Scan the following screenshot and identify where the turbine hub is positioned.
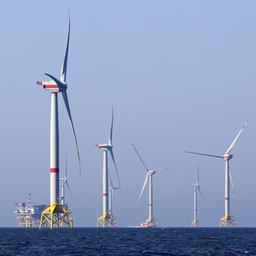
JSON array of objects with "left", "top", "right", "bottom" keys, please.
[
  {"left": 148, "top": 170, "right": 156, "bottom": 175},
  {"left": 96, "top": 144, "right": 112, "bottom": 150},
  {"left": 192, "top": 182, "right": 199, "bottom": 188},
  {"left": 223, "top": 154, "right": 233, "bottom": 161}
]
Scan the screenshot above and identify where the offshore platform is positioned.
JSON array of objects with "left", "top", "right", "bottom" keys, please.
[
  {"left": 14, "top": 193, "right": 46, "bottom": 228},
  {"left": 15, "top": 186, "right": 72, "bottom": 228}
]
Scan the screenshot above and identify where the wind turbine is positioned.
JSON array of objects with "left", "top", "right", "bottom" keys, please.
[
  {"left": 37, "top": 18, "right": 80, "bottom": 228},
  {"left": 191, "top": 162, "right": 202, "bottom": 227},
  {"left": 59, "top": 157, "right": 71, "bottom": 205},
  {"left": 107, "top": 171, "right": 119, "bottom": 227},
  {"left": 108, "top": 186, "right": 119, "bottom": 227},
  {"left": 96, "top": 108, "right": 120, "bottom": 227},
  {"left": 185, "top": 120, "right": 248, "bottom": 227},
  {"left": 132, "top": 144, "right": 170, "bottom": 228}
]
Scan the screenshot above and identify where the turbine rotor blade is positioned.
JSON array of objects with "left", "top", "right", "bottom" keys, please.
[
  {"left": 64, "top": 156, "right": 72, "bottom": 197},
  {"left": 155, "top": 168, "right": 172, "bottom": 172},
  {"left": 61, "top": 90, "right": 81, "bottom": 174},
  {"left": 196, "top": 161, "right": 203, "bottom": 200},
  {"left": 132, "top": 144, "right": 149, "bottom": 171},
  {"left": 45, "top": 73, "right": 67, "bottom": 90},
  {"left": 109, "top": 171, "right": 114, "bottom": 189},
  {"left": 229, "top": 169, "right": 236, "bottom": 198},
  {"left": 198, "top": 186, "right": 203, "bottom": 200},
  {"left": 60, "top": 18, "right": 70, "bottom": 83},
  {"left": 65, "top": 180, "right": 72, "bottom": 197},
  {"left": 109, "top": 148, "right": 120, "bottom": 188},
  {"left": 225, "top": 120, "right": 249, "bottom": 155},
  {"left": 138, "top": 174, "right": 149, "bottom": 200},
  {"left": 184, "top": 151, "right": 223, "bottom": 159},
  {"left": 108, "top": 106, "right": 114, "bottom": 145},
  {"left": 197, "top": 160, "right": 200, "bottom": 184},
  {"left": 65, "top": 156, "right": 68, "bottom": 179}
]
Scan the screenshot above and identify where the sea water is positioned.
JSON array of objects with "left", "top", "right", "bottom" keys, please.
[{"left": 0, "top": 228, "right": 255, "bottom": 255}]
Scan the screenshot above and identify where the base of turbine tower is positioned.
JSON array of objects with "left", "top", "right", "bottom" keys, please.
[
  {"left": 191, "top": 219, "right": 200, "bottom": 227},
  {"left": 97, "top": 213, "right": 116, "bottom": 227},
  {"left": 139, "top": 217, "right": 156, "bottom": 228},
  {"left": 219, "top": 214, "right": 235, "bottom": 227},
  {"left": 39, "top": 203, "right": 73, "bottom": 229}
]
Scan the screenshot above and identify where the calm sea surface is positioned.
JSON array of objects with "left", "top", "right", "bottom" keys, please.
[{"left": 1, "top": 228, "right": 256, "bottom": 255}]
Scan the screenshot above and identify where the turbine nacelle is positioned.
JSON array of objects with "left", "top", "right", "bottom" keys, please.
[
  {"left": 37, "top": 80, "right": 59, "bottom": 92},
  {"left": 192, "top": 182, "right": 199, "bottom": 189},
  {"left": 96, "top": 143, "right": 112, "bottom": 150},
  {"left": 147, "top": 170, "right": 156, "bottom": 176},
  {"left": 37, "top": 77, "right": 67, "bottom": 93},
  {"left": 223, "top": 153, "right": 233, "bottom": 161}
]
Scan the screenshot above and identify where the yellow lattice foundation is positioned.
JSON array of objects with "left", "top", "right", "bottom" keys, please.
[
  {"left": 191, "top": 219, "right": 200, "bottom": 227},
  {"left": 39, "top": 203, "right": 73, "bottom": 229},
  {"left": 97, "top": 212, "right": 116, "bottom": 227},
  {"left": 220, "top": 214, "right": 235, "bottom": 227}
]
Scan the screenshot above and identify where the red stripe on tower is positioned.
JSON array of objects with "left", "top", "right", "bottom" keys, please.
[{"left": 50, "top": 168, "right": 59, "bottom": 173}]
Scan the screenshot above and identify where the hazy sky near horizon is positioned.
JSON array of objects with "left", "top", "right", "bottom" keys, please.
[{"left": 1, "top": 0, "right": 256, "bottom": 227}]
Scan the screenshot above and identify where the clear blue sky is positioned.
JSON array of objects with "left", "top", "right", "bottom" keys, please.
[{"left": 1, "top": 0, "right": 256, "bottom": 227}]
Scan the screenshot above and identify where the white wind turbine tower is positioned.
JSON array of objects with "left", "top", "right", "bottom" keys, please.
[
  {"left": 96, "top": 108, "right": 120, "bottom": 227},
  {"left": 185, "top": 120, "right": 248, "bottom": 227},
  {"left": 108, "top": 171, "right": 119, "bottom": 227},
  {"left": 108, "top": 183, "right": 119, "bottom": 226},
  {"left": 36, "top": 18, "right": 81, "bottom": 228},
  {"left": 191, "top": 162, "right": 202, "bottom": 227},
  {"left": 59, "top": 158, "right": 71, "bottom": 206},
  {"left": 132, "top": 144, "right": 170, "bottom": 228}
]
